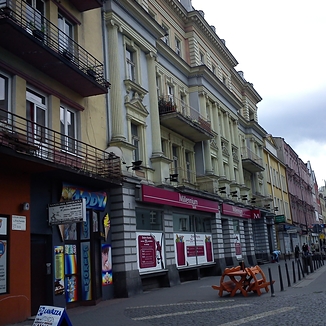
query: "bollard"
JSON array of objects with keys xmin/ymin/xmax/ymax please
[
  {"xmin": 278, "ymin": 264, "xmax": 284, "ymax": 291},
  {"xmin": 292, "ymin": 261, "xmax": 296, "ymax": 284},
  {"xmin": 268, "ymin": 267, "xmax": 275, "ymax": 297},
  {"xmin": 299, "ymin": 259, "xmax": 305, "ymax": 278},
  {"xmin": 285, "ymin": 263, "xmax": 291, "ymax": 287},
  {"xmin": 297, "ymin": 259, "xmax": 301, "ymax": 281}
]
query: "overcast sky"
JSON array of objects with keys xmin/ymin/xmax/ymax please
[{"xmin": 191, "ymin": 0, "xmax": 326, "ymax": 187}]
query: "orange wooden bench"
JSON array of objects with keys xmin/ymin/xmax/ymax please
[
  {"xmin": 212, "ymin": 266, "xmax": 241, "ymax": 296},
  {"xmin": 245, "ymin": 265, "xmax": 275, "ymax": 296}
]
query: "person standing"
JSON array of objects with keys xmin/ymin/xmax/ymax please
[{"xmin": 295, "ymin": 244, "xmax": 300, "ymax": 261}]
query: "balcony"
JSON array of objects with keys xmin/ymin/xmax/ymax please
[
  {"xmin": 70, "ymin": 0, "xmax": 103, "ymax": 12},
  {"xmin": 158, "ymin": 96, "xmax": 214, "ymax": 142},
  {"xmin": 0, "ymin": 0, "xmax": 109, "ymax": 97},
  {"xmin": 241, "ymin": 146, "xmax": 264, "ymax": 173},
  {"xmin": 0, "ymin": 108, "xmax": 121, "ymax": 183}
]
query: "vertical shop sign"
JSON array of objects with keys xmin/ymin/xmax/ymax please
[
  {"xmin": 81, "ymin": 242, "xmax": 92, "ymax": 300},
  {"xmin": 0, "ymin": 240, "xmax": 7, "ymax": 294},
  {"xmin": 174, "ymin": 233, "xmax": 213, "ymax": 267},
  {"xmin": 101, "ymin": 244, "xmax": 112, "ymax": 286},
  {"xmin": 136, "ymin": 232, "xmax": 165, "ymax": 273},
  {"xmin": 54, "ymin": 246, "xmax": 64, "ymax": 296}
]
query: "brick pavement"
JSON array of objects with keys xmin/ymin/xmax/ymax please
[{"xmin": 6, "ymin": 258, "xmax": 326, "ymax": 326}]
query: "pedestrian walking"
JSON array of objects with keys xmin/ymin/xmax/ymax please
[{"xmin": 295, "ymin": 244, "xmax": 300, "ymax": 261}]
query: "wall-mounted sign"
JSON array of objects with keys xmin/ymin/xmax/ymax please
[
  {"xmin": 141, "ymin": 185, "xmax": 219, "ymax": 213},
  {"xmin": 0, "ymin": 217, "xmax": 7, "ymax": 235},
  {"xmin": 136, "ymin": 232, "xmax": 165, "ymax": 273},
  {"xmin": 275, "ymin": 215, "xmax": 286, "ymax": 224},
  {"xmin": 222, "ymin": 204, "xmax": 260, "ymax": 219},
  {"xmin": 174, "ymin": 233, "xmax": 213, "ymax": 268},
  {"xmin": 0, "ymin": 240, "xmax": 7, "ymax": 294},
  {"xmin": 12, "ymin": 215, "xmax": 26, "ymax": 231},
  {"xmin": 48, "ymin": 199, "xmax": 86, "ymax": 225}
]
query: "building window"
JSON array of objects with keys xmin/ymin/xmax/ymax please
[
  {"xmin": 172, "ymin": 145, "xmax": 178, "ymax": 175},
  {"xmin": 162, "ymin": 23, "xmax": 169, "ymax": 45},
  {"xmin": 167, "ymin": 84, "xmax": 174, "ymax": 102},
  {"xmin": 136, "ymin": 208, "xmax": 162, "ymax": 231},
  {"xmin": 173, "ymin": 214, "xmax": 193, "ymax": 232},
  {"xmin": 195, "ymin": 216, "xmax": 211, "ymax": 233},
  {"xmin": 58, "ymin": 14, "xmax": 74, "ymax": 55},
  {"xmin": 0, "ymin": 73, "xmax": 9, "ymax": 121},
  {"xmin": 200, "ymin": 52, "xmax": 205, "ymax": 64},
  {"xmin": 185, "ymin": 151, "xmax": 191, "ymax": 183},
  {"xmin": 126, "ymin": 48, "xmax": 136, "ymax": 82},
  {"xmin": 26, "ymin": 88, "xmax": 47, "ymax": 144},
  {"xmin": 131, "ymin": 123, "xmax": 140, "ymax": 162},
  {"xmin": 212, "ymin": 65, "xmax": 216, "ymax": 75},
  {"xmin": 60, "ymin": 106, "xmax": 77, "ymax": 153},
  {"xmin": 175, "ymin": 37, "xmax": 181, "ymax": 56}
]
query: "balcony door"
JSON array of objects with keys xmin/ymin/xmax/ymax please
[
  {"xmin": 26, "ymin": 89, "xmax": 47, "ymax": 149},
  {"xmin": 58, "ymin": 14, "xmax": 74, "ymax": 57},
  {"xmin": 26, "ymin": 0, "xmax": 45, "ymax": 32}
]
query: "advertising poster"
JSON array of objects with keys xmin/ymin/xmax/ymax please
[
  {"xmin": 81, "ymin": 242, "xmax": 92, "ymax": 300},
  {"xmin": 101, "ymin": 244, "xmax": 112, "ymax": 286},
  {"xmin": 0, "ymin": 240, "xmax": 7, "ymax": 294},
  {"xmin": 64, "ymin": 244, "xmax": 78, "ymax": 302},
  {"xmin": 234, "ymin": 234, "xmax": 242, "ymax": 260},
  {"xmin": 174, "ymin": 233, "xmax": 214, "ymax": 267},
  {"xmin": 136, "ymin": 232, "xmax": 165, "ymax": 273},
  {"xmin": 80, "ymin": 212, "xmax": 90, "ymax": 240},
  {"xmin": 0, "ymin": 217, "xmax": 7, "ymax": 235},
  {"xmin": 54, "ymin": 246, "xmax": 64, "ymax": 296},
  {"xmin": 65, "ymin": 275, "xmax": 77, "ymax": 303}
]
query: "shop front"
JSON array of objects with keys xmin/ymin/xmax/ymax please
[
  {"xmin": 220, "ymin": 203, "xmax": 260, "ymax": 267},
  {"xmin": 139, "ymin": 185, "xmax": 219, "ymax": 283}
]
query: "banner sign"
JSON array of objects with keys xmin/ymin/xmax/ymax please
[
  {"xmin": 48, "ymin": 199, "xmax": 86, "ymax": 225},
  {"xmin": 61, "ymin": 183, "xmax": 107, "ymax": 211},
  {"xmin": 222, "ymin": 203, "xmax": 260, "ymax": 219},
  {"xmin": 141, "ymin": 185, "xmax": 219, "ymax": 213},
  {"xmin": 32, "ymin": 305, "xmax": 72, "ymax": 326}
]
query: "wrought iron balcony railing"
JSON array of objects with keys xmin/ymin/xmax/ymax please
[
  {"xmin": 0, "ymin": 0, "xmax": 109, "ymax": 95},
  {"xmin": 0, "ymin": 108, "xmax": 121, "ymax": 183},
  {"xmin": 158, "ymin": 95, "xmax": 212, "ymax": 134}
]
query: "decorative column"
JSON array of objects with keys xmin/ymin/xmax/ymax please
[
  {"xmin": 213, "ymin": 103, "xmax": 224, "ymax": 176},
  {"xmin": 224, "ymin": 112, "xmax": 235, "ymax": 181},
  {"xmin": 107, "ymin": 20, "xmax": 125, "ymax": 141},
  {"xmin": 146, "ymin": 52, "xmax": 163, "ymax": 157}
]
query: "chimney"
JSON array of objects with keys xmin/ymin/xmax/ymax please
[{"xmin": 179, "ymin": 0, "xmax": 193, "ymax": 12}]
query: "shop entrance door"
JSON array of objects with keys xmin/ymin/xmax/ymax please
[{"xmin": 31, "ymin": 234, "xmax": 51, "ymax": 315}]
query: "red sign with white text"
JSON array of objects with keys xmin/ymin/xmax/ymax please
[
  {"xmin": 222, "ymin": 203, "xmax": 260, "ymax": 219},
  {"xmin": 141, "ymin": 185, "xmax": 219, "ymax": 213}
]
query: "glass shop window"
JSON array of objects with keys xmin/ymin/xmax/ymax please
[{"xmin": 136, "ymin": 208, "xmax": 162, "ymax": 231}]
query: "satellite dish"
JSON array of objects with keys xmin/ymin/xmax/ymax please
[{"xmin": 105, "ymin": 146, "xmax": 126, "ymax": 164}]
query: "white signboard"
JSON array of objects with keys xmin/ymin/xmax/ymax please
[
  {"xmin": 136, "ymin": 232, "xmax": 165, "ymax": 274},
  {"xmin": 33, "ymin": 305, "xmax": 72, "ymax": 326},
  {"xmin": 48, "ymin": 199, "xmax": 86, "ymax": 225},
  {"xmin": 12, "ymin": 215, "xmax": 26, "ymax": 231}
]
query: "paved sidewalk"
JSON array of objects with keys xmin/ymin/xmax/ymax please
[{"xmin": 6, "ymin": 258, "xmax": 326, "ymax": 326}]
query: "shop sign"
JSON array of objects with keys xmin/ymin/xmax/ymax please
[
  {"xmin": 12, "ymin": 215, "xmax": 26, "ymax": 231},
  {"xmin": 275, "ymin": 215, "xmax": 286, "ymax": 224},
  {"xmin": 221, "ymin": 203, "xmax": 260, "ymax": 219},
  {"xmin": 141, "ymin": 185, "xmax": 219, "ymax": 213},
  {"xmin": 81, "ymin": 242, "xmax": 92, "ymax": 300},
  {"xmin": 32, "ymin": 305, "xmax": 72, "ymax": 326},
  {"xmin": 61, "ymin": 183, "xmax": 107, "ymax": 211},
  {"xmin": 137, "ymin": 232, "xmax": 165, "ymax": 273},
  {"xmin": 48, "ymin": 199, "xmax": 86, "ymax": 225},
  {"xmin": 174, "ymin": 233, "xmax": 213, "ymax": 267}
]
